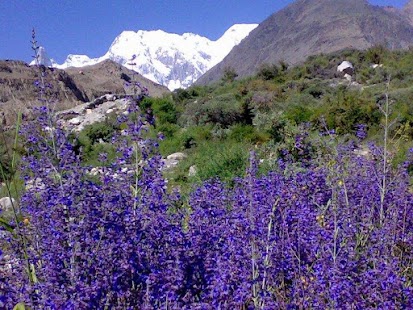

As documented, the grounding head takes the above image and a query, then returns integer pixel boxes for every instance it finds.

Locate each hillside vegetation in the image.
[2,46,413,190]
[145,46,413,188]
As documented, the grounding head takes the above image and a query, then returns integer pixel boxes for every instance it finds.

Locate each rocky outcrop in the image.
[65,60,170,100]
[57,95,131,132]
[404,0,413,25]
[0,60,170,128]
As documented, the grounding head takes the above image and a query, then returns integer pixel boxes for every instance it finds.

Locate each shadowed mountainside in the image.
[197,0,413,85]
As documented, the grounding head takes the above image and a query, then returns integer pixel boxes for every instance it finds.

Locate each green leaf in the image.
[0,217,14,233]
[13,302,26,310]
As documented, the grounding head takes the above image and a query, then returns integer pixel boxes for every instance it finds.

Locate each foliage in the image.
[141,97,178,125]
[71,121,118,166]
[181,93,245,127]
[3,103,413,308]
[222,66,238,83]
[315,87,381,134]
[4,44,413,309]
[0,144,12,183]
[256,63,286,82]
[228,124,268,144]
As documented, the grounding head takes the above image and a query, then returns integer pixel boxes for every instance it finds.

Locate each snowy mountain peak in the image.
[30,46,56,67]
[61,54,98,68]
[56,24,259,90]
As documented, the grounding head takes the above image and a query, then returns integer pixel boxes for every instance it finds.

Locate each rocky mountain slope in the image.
[403,0,413,25]
[42,24,258,90]
[197,0,413,85]
[0,59,169,127]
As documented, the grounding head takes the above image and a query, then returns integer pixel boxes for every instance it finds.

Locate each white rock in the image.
[163,158,179,171]
[0,197,16,211]
[69,117,81,125]
[166,152,187,161]
[188,165,197,177]
[89,167,105,176]
[105,94,117,101]
[344,73,352,82]
[354,148,370,158]
[337,61,354,73]
[106,109,114,114]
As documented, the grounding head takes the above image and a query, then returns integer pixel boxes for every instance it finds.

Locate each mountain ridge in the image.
[0,59,169,127]
[39,24,258,90]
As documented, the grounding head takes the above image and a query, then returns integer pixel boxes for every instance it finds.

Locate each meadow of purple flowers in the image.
[1,35,413,308]
[1,92,413,309]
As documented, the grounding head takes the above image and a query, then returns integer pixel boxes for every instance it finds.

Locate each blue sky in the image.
[0,0,409,63]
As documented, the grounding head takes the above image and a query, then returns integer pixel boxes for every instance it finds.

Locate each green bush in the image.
[228,124,268,144]
[71,122,118,166]
[283,94,317,124]
[181,94,245,127]
[256,63,285,82]
[158,125,213,155]
[316,89,381,134]
[185,140,251,184]
[222,66,238,83]
[141,97,178,125]
[157,123,180,138]
[83,122,115,144]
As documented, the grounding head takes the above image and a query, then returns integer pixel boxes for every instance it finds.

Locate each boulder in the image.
[162,153,188,172]
[163,158,180,171]
[105,94,117,101]
[68,117,81,125]
[166,152,187,161]
[57,97,130,132]
[188,165,197,177]
[0,197,16,211]
[344,73,352,82]
[337,61,354,76]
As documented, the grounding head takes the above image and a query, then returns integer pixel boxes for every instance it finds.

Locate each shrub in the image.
[181,93,244,127]
[222,66,238,83]
[158,125,212,155]
[228,124,268,144]
[256,63,282,81]
[141,97,178,125]
[190,140,250,183]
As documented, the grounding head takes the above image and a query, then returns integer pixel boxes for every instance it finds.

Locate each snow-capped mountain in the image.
[30,46,57,67]
[54,24,258,90]
[60,54,98,68]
